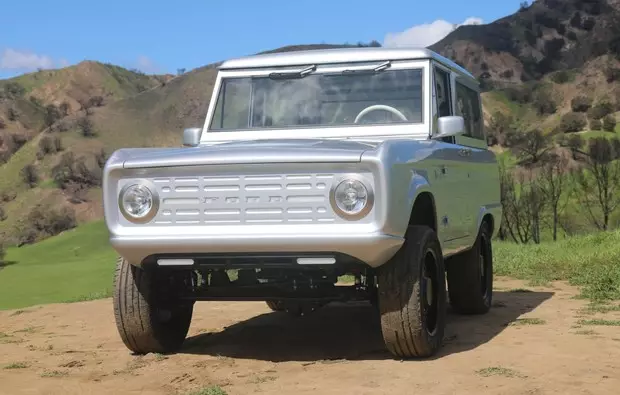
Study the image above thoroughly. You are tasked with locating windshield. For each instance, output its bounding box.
[209,67,423,131]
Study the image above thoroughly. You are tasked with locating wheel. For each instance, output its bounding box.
[377,225,446,358]
[265,300,285,311]
[446,221,493,315]
[113,257,193,354]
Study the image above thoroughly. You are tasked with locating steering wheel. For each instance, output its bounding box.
[354,104,408,124]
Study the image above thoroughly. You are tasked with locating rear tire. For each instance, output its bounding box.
[446,221,493,315]
[113,257,193,354]
[377,225,446,358]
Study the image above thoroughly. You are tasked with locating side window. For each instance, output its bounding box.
[434,68,452,118]
[455,82,484,140]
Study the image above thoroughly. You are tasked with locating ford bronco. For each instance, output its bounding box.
[103,47,502,359]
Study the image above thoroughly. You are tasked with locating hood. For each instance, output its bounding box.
[121,138,381,169]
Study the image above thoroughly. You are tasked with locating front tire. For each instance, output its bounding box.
[446,221,493,315]
[377,225,446,358]
[113,257,193,354]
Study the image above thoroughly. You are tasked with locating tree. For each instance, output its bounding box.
[21,164,39,188]
[571,96,592,112]
[59,101,70,117]
[44,104,61,128]
[510,129,553,167]
[77,116,95,137]
[587,102,614,120]
[560,112,587,133]
[590,119,602,131]
[0,205,6,221]
[574,137,620,231]
[38,136,56,155]
[538,151,571,241]
[603,115,617,132]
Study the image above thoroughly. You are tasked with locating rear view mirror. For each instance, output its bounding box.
[183,128,202,147]
[433,116,465,139]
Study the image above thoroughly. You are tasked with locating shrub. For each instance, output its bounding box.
[0,206,6,221]
[1,190,16,202]
[88,96,104,107]
[570,12,582,28]
[560,112,587,133]
[587,102,614,120]
[551,70,572,84]
[3,82,25,98]
[500,69,514,79]
[0,117,5,129]
[556,23,566,35]
[17,205,77,245]
[533,85,558,115]
[44,104,61,128]
[567,31,578,41]
[53,136,63,152]
[605,68,620,83]
[603,115,617,132]
[0,240,4,263]
[77,116,95,137]
[7,107,18,121]
[583,18,596,31]
[571,96,592,112]
[38,136,56,156]
[20,164,39,188]
[59,101,70,117]
[590,119,602,130]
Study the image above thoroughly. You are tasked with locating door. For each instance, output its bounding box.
[453,77,491,247]
[429,64,470,252]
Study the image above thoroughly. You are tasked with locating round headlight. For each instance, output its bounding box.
[330,177,374,220]
[119,183,159,223]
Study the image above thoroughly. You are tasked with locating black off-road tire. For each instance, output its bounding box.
[265,300,285,311]
[377,225,447,358]
[446,221,493,315]
[113,257,193,354]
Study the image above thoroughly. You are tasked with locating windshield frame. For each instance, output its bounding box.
[200,59,431,143]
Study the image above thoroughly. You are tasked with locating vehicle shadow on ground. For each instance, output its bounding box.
[181,290,553,362]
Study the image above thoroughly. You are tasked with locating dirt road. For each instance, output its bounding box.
[1,277,619,395]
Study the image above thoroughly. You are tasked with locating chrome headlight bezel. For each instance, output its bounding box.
[329,174,374,221]
[118,181,159,224]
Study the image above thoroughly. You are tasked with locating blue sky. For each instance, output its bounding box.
[0,0,528,79]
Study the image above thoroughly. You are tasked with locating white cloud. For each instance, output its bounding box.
[0,48,56,71]
[383,17,483,48]
[135,55,160,74]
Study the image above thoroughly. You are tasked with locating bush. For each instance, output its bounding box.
[38,136,56,156]
[7,107,18,121]
[590,119,602,130]
[0,206,6,221]
[0,240,4,263]
[53,136,63,152]
[52,152,102,190]
[77,116,95,137]
[605,68,620,83]
[571,96,592,112]
[20,164,39,188]
[44,104,61,128]
[570,12,582,28]
[560,112,587,133]
[567,31,578,41]
[0,117,5,129]
[583,18,596,31]
[59,101,70,116]
[551,70,573,84]
[588,102,614,120]
[556,23,566,35]
[603,115,617,132]
[1,190,16,202]
[500,69,514,79]
[3,82,25,98]
[17,205,77,246]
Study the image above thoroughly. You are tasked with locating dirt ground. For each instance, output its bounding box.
[1,277,619,395]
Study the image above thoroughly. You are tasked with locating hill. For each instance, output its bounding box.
[3,0,620,244]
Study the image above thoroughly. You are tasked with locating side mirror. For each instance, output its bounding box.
[433,116,465,139]
[183,127,202,147]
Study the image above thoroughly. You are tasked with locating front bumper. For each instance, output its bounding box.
[110,231,403,268]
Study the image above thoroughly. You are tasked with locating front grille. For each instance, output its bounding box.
[148,173,339,225]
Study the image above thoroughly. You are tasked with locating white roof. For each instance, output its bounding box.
[219,47,474,79]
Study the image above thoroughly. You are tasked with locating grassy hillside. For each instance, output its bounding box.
[0,220,116,310]
[0,220,618,310]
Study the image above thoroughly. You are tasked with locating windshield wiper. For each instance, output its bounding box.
[269,65,317,80]
[342,61,391,74]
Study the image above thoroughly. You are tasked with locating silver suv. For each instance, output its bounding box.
[103,47,502,359]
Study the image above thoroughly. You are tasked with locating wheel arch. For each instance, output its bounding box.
[407,191,438,233]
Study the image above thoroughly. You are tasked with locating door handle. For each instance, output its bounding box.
[458,148,472,157]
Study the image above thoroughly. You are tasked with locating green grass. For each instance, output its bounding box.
[185,386,228,395]
[577,319,620,326]
[0,220,116,310]
[494,230,620,301]
[3,362,29,369]
[476,366,524,378]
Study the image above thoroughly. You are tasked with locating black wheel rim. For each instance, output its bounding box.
[422,249,439,336]
[479,233,490,299]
